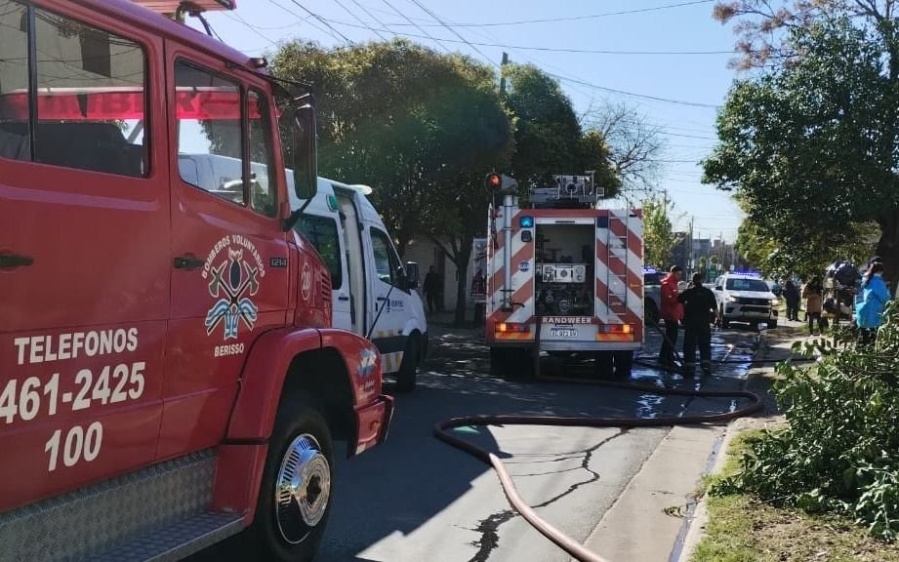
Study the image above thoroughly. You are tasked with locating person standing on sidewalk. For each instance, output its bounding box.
[423,265,441,315]
[678,273,717,376]
[658,265,684,368]
[856,261,891,347]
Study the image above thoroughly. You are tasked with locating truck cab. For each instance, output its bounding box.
[291,177,429,393]
[0,1,392,561]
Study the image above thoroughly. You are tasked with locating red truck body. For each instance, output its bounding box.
[0,1,392,560]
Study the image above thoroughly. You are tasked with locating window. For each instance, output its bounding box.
[295,215,342,289]
[175,61,243,205]
[248,89,276,216]
[371,228,403,286]
[0,1,148,176]
[725,278,770,292]
[174,63,277,216]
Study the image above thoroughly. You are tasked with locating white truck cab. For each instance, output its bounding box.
[177,153,428,392]
[290,175,429,392]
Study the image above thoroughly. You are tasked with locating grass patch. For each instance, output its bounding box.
[691,431,899,562]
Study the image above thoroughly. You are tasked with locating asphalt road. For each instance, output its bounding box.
[192,322,761,562]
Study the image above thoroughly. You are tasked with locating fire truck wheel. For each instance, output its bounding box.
[395,335,419,393]
[613,351,633,378]
[245,391,334,562]
[593,351,613,378]
[489,347,507,377]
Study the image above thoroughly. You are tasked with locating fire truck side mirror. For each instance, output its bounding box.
[292,98,318,200]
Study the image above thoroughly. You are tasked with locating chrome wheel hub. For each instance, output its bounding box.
[275,433,331,544]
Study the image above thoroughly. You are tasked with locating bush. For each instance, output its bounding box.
[711,301,899,541]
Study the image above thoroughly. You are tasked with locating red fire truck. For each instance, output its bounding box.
[485,173,645,378]
[0,1,393,560]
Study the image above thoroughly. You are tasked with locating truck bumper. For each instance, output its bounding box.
[351,393,395,457]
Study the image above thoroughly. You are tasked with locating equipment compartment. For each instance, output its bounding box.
[535,224,594,316]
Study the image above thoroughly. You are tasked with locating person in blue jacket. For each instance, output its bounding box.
[855,261,891,347]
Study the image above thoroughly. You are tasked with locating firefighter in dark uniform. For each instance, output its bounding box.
[678,273,717,376]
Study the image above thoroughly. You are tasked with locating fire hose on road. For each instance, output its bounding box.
[432,319,813,562]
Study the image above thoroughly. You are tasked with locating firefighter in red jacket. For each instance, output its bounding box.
[658,265,684,367]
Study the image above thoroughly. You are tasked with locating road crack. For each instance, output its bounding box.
[466,428,627,561]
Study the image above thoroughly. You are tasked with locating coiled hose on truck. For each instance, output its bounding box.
[433,319,817,562]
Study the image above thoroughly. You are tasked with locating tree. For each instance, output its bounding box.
[643,195,682,268]
[502,64,620,194]
[271,40,514,326]
[703,17,899,282]
[583,101,665,192]
[711,1,899,283]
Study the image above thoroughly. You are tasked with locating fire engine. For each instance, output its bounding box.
[485,173,644,378]
[0,1,393,561]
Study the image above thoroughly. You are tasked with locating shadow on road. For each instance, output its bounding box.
[192,324,763,562]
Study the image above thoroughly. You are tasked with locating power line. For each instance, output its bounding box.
[348,0,398,37]
[550,73,721,109]
[265,0,348,43]
[285,0,354,43]
[380,0,453,53]
[404,0,495,64]
[375,0,715,28]
[334,0,389,40]
[321,17,732,55]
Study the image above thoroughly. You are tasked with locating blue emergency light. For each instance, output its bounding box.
[519,215,534,228]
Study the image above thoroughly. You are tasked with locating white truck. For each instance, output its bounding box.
[289,176,429,392]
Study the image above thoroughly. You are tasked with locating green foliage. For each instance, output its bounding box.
[736,217,879,279]
[703,15,899,280]
[711,301,899,541]
[502,63,619,194]
[271,39,514,255]
[643,195,681,268]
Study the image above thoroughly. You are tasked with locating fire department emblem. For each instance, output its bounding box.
[203,235,266,340]
[358,348,377,378]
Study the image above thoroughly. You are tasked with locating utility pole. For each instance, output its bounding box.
[499,52,509,96]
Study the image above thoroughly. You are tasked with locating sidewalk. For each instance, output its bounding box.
[577,324,818,562]
[673,327,811,562]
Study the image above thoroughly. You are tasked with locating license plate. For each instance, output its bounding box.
[550,328,578,338]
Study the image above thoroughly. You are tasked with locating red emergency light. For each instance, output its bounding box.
[486,173,502,190]
[0,88,273,121]
[131,0,236,13]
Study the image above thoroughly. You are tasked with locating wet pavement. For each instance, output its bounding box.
[191,321,764,562]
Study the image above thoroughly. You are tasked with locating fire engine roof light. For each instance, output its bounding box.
[519,216,534,228]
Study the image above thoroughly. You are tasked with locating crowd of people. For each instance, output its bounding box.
[655,257,894,376]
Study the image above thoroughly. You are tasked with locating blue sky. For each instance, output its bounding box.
[195,0,743,242]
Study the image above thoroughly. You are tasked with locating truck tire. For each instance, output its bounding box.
[395,335,418,393]
[244,391,334,562]
[613,350,633,378]
[489,347,507,377]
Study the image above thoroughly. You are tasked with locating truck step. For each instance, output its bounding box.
[86,512,245,562]
[0,449,243,562]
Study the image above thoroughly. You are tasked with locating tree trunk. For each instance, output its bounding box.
[876,209,899,287]
[453,258,470,327]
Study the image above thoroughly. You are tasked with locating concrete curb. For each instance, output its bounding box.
[674,329,810,562]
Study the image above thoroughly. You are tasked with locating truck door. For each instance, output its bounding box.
[160,45,290,459]
[366,226,409,373]
[0,2,168,510]
[295,207,352,331]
